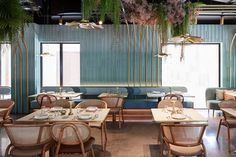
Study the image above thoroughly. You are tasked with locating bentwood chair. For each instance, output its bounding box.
[51,99,72,108]
[36,94,57,108]
[0,100,14,127]
[100,96,125,128]
[4,124,53,157]
[51,122,95,157]
[157,99,183,108]
[216,100,236,152]
[76,99,108,150]
[163,93,184,103]
[161,123,207,157]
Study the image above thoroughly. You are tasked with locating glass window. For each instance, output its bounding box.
[63,44,80,86]
[162,43,220,108]
[41,43,80,87]
[0,44,11,86]
[42,44,60,86]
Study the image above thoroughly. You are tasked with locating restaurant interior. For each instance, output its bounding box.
[1,0,236,157]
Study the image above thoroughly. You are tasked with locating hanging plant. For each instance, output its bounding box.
[82,0,98,20]
[170,1,199,37]
[100,0,121,30]
[0,0,31,42]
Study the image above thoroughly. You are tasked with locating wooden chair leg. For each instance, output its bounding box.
[121,109,124,124]
[112,113,116,123]
[216,119,222,140]
[118,110,122,129]
[104,122,107,149]
[227,126,231,152]
[90,146,95,157]
[101,125,103,151]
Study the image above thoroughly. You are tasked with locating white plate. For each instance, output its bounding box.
[46,91,55,94]
[34,115,49,120]
[50,107,63,112]
[78,114,92,120]
[86,106,97,112]
[171,114,186,120]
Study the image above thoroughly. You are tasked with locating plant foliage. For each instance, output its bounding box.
[0,0,31,42]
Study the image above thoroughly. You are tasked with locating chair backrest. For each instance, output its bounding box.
[161,123,207,147]
[100,96,124,108]
[4,124,52,148]
[157,99,183,108]
[164,94,184,103]
[51,122,91,145]
[52,99,72,108]
[0,100,14,119]
[76,99,107,109]
[219,100,236,120]
[36,94,57,108]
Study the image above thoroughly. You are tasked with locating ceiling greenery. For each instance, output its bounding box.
[83,0,201,43]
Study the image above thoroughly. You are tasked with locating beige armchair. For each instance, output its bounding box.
[216,100,236,152]
[157,99,183,108]
[164,93,184,103]
[4,123,53,157]
[51,122,95,157]
[0,100,14,127]
[36,94,57,108]
[161,123,207,157]
[76,99,108,151]
[100,96,125,128]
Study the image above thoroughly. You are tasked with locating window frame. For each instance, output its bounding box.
[40,42,80,87]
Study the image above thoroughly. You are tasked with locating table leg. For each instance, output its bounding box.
[101,122,108,151]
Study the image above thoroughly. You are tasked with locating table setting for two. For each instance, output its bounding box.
[33,106,100,120]
[162,106,192,120]
[17,106,110,123]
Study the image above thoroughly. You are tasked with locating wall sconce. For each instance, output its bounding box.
[220,15,224,25]
[59,16,63,25]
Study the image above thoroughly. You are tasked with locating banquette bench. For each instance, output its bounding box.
[29,86,194,112]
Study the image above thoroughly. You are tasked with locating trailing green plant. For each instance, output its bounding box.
[82,0,97,20]
[171,2,201,37]
[154,2,170,44]
[99,0,121,30]
[0,0,31,42]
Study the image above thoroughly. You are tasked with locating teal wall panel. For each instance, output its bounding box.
[10,23,236,113]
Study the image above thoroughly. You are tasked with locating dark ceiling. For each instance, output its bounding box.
[22,0,236,25]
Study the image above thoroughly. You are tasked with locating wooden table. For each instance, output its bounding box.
[147,92,195,98]
[98,92,128,98]
[151,108,207,123]
[221,108,236,117]
[28,92,83,99]
[27,92,83,112]
[17,108,109,151]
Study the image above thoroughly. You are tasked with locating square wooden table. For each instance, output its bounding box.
[98,92,128,98]
[151,108,207,123]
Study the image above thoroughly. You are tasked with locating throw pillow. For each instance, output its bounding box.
[224,90,235,101]
[216,89,224,100]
